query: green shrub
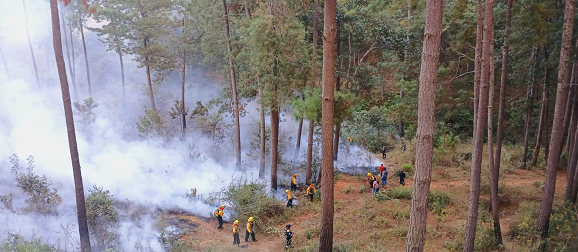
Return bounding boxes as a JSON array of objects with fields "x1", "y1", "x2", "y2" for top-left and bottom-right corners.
[
  {"x1": 428, "y1": 190, "x2": 451, "y2": 216},
  {"x1": 386, "y1": 187, "x2": 412, "y2": 200},
  {"x1": 10, "y1": 154, "x2": 62, "y2": 216},
  {"x1": 86, "y1": 186, "x2": 120, "y2": 251},
  {"x1": 400, "y1": 163, "x2": 414, "y2": 177},
  {"x1": 359, "y1": 185, "x2": 366, "y2": 194},
  {"x1": 374, "y1": 191, "x2": 390, "y2": 202},
  {"x1": 212, "y1": 179, "x2": 285, "y2": 233},
  {"x1": 342, "y1": 185, "x2": 352, "y2": 194},
  {"x1": 0, "y1": 232, "x2": 60, "y2": 252}
]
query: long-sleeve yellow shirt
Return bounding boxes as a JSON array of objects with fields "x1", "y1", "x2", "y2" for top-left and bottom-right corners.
[
  {"x1": 232, "y1": 224, "x2": 238, "y2": 233},
  {"x1": 306, "y1": 186, "x2": 316, "y2": 195},
  {"x1": 292, "y1": 177, "x2": 297, "y2": 185},
  {"x1": 287, "y1": 191, "x2": 292, "y2": 200},
  {"x1": 247, "y1": 222, "x2": 253, "y2": 233}
]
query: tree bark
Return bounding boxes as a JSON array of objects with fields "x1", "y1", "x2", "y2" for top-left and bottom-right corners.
[
  {"x1": 333, "y1": 18, "x2": 341, "y2": 161},
  {"x1": 23, "y1": 0, "x2": 41, "y2": 90},
  {"x1": 405, "y1": 0, "x2": 443, "y2": 250},
  {"x1": 531, "y1": 69, "x2": 549, "y2": 167},
  {"x1": 522, "y1": 47, "x2": 538, "y2": 168},
  {"x1": 319, "y1": 0, "x2": 336, "y2": 250},
  {"x1": 487, "y1": 16, "x2": 503, "y2": 245},
  {"x1": 306, "y1": 0, "x2": 319, "y2": 185},
  {"x1": 181, "y1": 50, "x2": 186, "y2": 139},
  {"x1": 565, "y1": 43, "x2": 578, "y2": 201},
  {"x1": 60, "y1": 10, "x2": 78, "y2": 102},
  {"x1": 70, "y1": 23, "x2": 76, "y2": 89},
  {"x1": 259, "y1": 85, "x2": 266, "y2": 178},
  {"x1": 270, "y1": 102, "x2": 280, "y2": 190},
  {"x1": 222, "y1": 0, "x2": 242, "y2": 169},
  {"x1": 145, "y1": 60, "x2": 156, "y2": 110},
  {"x1": 49, "y1": 1, "x2": 91, "y2": 251},
  {"x1": 473, "y1": 0, "x2": 483, "y2": 133},
  {"x1": 295, "y1": 117, "x2": 303, "y2": 161},
  {"x1": 566, "y1": 124, "x2": 578, "y2": 201},
  {"x1": 463, "y1": 0, "x2": 493, "y2": 250},
  {"x1": 79, "y1": 16, "x2": 91, "y2": 97},
  {"x1": 535, "y1": 0, "x2": 575, "y2": 243}
]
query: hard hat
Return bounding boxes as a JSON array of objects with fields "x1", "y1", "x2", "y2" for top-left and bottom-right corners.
[
  {"x1": 367, "y1": 173, "x2": 372, "y2": 177},
  {"x1": 292, "y1": 174, "x2": 297, "y2": 177},
  {"x1": 220, "y1": 204, "x2": 225, "y2": 208},
  {"x1": 286, "y1": 190, "x2": 290, "y2": 193},
  {"x1": 310, "y1": 184, "x2": 314, "y2": 187},
  {"x1": 234, "y1": 220, "x2": 239, "y2": 224},
  {"x1": 248, "y1": 217, "x2": 254, "y2": 221},
  {"x1": 286, "y1": 224, "x2": 292, "y2": 228}
]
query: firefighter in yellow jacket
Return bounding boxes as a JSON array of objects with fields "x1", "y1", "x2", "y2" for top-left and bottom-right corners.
[
  {"x1": 232, "y1": 220, "x2": 240, "y2": 246},
  {"x1": 290, "y1": 174, "x2": 298, "y2": 192},
  {"x1": 367, "y1": 173, "x2": 376, "y2": 188},
  {"x1": 285, "y1": 190, "x2": 293, "y2": 208},
  {"x1": 216, "y1": 205, "x2": 224, "y2": 230},
  {"x1": 245, "y1": 217, "x2": 257, "y2": 242},
  {"x1": 306, "y1": 184, "x2": 316, "y2": 202}
]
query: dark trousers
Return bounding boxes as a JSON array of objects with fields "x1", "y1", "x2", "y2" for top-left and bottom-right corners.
[
  {"x1": 287, "y1": 198, "x2": 293, "y2": 208},
  {"x1": 290, "y1": 183, "x2": 297, "y2": 192},
  {"x1": 217, "y1": 216, "x2": 223, "y2": 229},
  {"x1": 285, "y1": 238, "x2": 292, "y2": 248},
  {"x1": 308, "y1": 194, "x2": 314, "y2": 202},
  {"x1": 245, "y1": 231, "x2": 256, "y2": 242},
  {"x1": 400, "y1": 178, "x2": 405, "y2": 186},
  {"x1": 233, "y1": 233, "x2": 240, "y2": 245}
]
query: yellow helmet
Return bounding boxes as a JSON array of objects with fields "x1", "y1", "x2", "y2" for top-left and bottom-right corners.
[
  {"x1": 367, "y1": 173, "x2": 372, "y2": 177},
  {"x1": 220, "y1": 204, "x2": 225, "y2": 208},
  {"x1": 248, "y1": 217, "x2": 254, "y2": 222},
  {"x1": 234, "y1": 220, "x2": 239, "y2": 224},
  {"x1": 285, "y1": 189, "x2": 290, "y2": 193}
]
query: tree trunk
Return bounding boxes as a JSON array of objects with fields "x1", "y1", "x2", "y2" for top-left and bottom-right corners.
[
  {"x1": 405, "y1": 0, "x2": 443, "y2": 250},
  {"x1": 473, "y1": 0, "x2": 483, "y2": 133},
  {"x1": 259, "y1": 85, "x2": 266, "y2": 178},
  {"x1": 543, "y1": 60, "x2": 551, "y2": 162},
  {"x1": 572, "y1": 149, "x2": 578, "y2": 202},
  {"x1": 223, "y1": 0, "x2": 242, "y2": 170},
  {"x1": 532, "y1": 71, "x2": 549, "y2": 167},
  {"x1": 145, "y1": 61, "x2": 156, "y2": 111},
  {"x1": 0, "y1": 42, "x2": 7, "y2": 78},
  {"x1": 565, "y1": 42, "x2": 578, "y2": 201},
  {"x1": 522, "y1": 47, "x2": 538, "y2": 168},
  {"x1": 119, "y1": 47, "x2": 125, "y2": 110},
  {"x1": 270, "y1": 102, "x2": 280, "y2": 190},
  {"x1": 49, "y1": 1, "x2": 91, "y2": 251},
  {"x1": 535, "y1": 0, "x2": 575, "y2": 243},
  {"x1": 181, "y1": 50, "x2": 186, "y2": 139},
  {"x1": 60, "y1": 10, "x2": 78, "y2": 102},
  {"x1": 399, "y1": 0, "x2": 411, "y2": 139},
  {"x1": 487, "y1": 14, "x2": 502, "y2": 245},
  {"x1": 319, "y1": 0, "x2": 336, "y2": 250},
  {"x1": 333, "y1": 18, "x2": 342, "y2": 161},
  {"x1": 295, "y1": 117, "x2": 303, "y2": 161},
  {"x1": 306, "y1": 0, "x2": 319, "y2": 185},
  {"x1": 23, "y1": 0, "x2": 41, "y2": 90},
  {"x1": 566, "y1": 124, "x2": 578, "y2": 201},
  {"x1": 491, "y1": 0, "x2": 512, "y2": 245},
  {"x1": 79, "y1": 17, "x2": 91, "y2": 97},
  {"x1": 463, "y1": 0, "x2": 493, "y2": 250},
  {"x1": 69, "y1": 23, "x2": 76, "y2": 88}
]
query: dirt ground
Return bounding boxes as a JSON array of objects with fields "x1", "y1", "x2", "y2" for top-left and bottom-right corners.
[{"x1": 164, "y1": 144, "x2": 570, "y2": 251}]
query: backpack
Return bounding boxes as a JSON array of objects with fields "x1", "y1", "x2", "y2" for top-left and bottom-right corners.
[{"x1": 214, "y1": 209, "x2": 219, "y2": 217}]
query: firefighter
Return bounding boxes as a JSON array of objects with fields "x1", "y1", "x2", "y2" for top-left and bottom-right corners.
[
  {"x1": 291, "y1": 174, "x2": 298, "y2": 192},
  {"x1": 216, "y1": 205, "x2": 224, "y2": 230},
  {"x1": 232, "y1": 220, "x2": 240, "y2": 246},
  {"x1": 367, "y1": 173, "x2": 376, "y2": 188},
  {"x1": 284, "y1": 224, "x2": 294, "y2": 250},
  {"x1": 245, "y1": 216, "x2": 257, "y2": 242},
  {"x1": 286, "y1": 189, "x2": 293, "y2": 208},
  {"x1": 306, "y1": 184, "x2": 316, "y2": 202}
]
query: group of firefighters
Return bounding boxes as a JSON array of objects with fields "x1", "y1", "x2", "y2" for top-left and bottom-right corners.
[{"x1": 214, "y1": 143, "x2": 410, "y2": 249}]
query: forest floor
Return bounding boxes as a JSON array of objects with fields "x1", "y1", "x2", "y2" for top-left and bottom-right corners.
[{"x1": 161, "y1": 142, "x2": 570, "y2": 251}]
